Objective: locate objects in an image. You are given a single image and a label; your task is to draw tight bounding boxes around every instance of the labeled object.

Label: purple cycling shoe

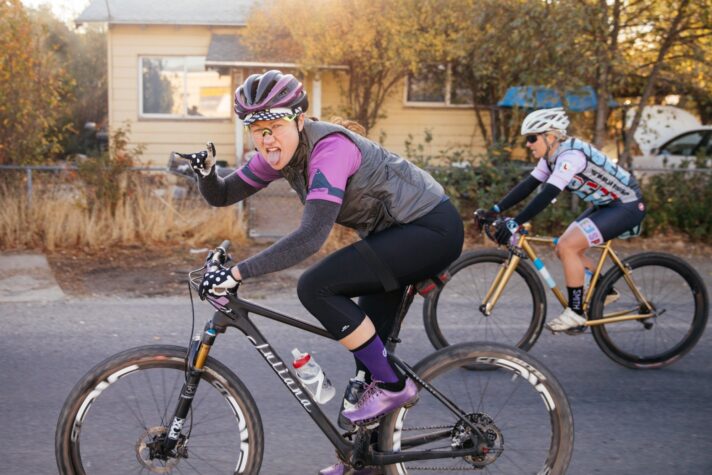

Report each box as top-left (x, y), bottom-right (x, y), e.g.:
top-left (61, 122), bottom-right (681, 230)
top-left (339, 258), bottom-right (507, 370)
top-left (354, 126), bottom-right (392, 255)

top-left (342, 378), bottom-right (418, 425)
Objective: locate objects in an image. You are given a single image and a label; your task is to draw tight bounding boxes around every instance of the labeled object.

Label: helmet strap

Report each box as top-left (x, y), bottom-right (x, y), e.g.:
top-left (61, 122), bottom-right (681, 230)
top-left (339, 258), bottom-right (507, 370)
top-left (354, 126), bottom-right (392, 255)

top-left (543, 134), bottom-right (562, 162)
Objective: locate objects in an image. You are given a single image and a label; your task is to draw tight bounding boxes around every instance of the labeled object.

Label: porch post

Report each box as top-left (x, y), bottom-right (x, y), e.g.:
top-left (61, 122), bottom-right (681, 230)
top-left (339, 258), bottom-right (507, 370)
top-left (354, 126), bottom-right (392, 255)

top-left (234, 69), bottom-right (245, 167)
top-left (312, 73), bottom-right (322, 119)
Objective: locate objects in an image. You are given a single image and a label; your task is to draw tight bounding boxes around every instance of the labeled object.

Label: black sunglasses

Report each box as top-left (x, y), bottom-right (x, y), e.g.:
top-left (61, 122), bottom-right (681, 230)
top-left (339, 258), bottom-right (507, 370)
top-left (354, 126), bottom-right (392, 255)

top-left (525, 134), bottom-right (539, 144)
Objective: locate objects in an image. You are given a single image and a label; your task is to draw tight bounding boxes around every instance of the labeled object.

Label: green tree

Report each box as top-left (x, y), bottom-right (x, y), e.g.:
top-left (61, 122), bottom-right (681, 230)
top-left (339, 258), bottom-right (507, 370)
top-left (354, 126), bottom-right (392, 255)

top-left (450, 0), bottom-right (587, 147)
top-left (243, 0), bottom-right (455, 133)
top-left (28, 7), bottom-right (108, 156)
top-left (0, 0), bottom-right (71, 164)
top-left (619, 0), bottom-right (707, 167)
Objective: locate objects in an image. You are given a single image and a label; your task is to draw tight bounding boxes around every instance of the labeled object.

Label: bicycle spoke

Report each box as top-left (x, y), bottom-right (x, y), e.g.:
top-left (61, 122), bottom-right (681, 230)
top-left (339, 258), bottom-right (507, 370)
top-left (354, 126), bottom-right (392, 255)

top-left (591, 254), bottom-right (706, 368)
top-left (58, 348), bottom-right (261, 475)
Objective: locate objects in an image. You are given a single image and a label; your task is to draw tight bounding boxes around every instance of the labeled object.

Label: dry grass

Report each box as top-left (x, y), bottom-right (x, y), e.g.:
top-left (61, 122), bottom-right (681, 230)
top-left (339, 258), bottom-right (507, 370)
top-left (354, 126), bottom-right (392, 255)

top-left (0, 182), bottom-right (248, 252)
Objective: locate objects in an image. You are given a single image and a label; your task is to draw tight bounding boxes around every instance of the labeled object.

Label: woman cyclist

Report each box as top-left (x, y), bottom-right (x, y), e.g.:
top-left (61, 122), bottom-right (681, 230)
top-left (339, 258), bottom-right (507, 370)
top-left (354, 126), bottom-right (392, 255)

top-left (489, 107), bottom-right (645, 333)
top-left (190, 70), bottom-right (464, 475)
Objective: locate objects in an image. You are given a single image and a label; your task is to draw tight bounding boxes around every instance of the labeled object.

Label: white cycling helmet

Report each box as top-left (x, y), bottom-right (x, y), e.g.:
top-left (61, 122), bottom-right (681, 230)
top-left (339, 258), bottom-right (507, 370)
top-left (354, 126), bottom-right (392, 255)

top-left (521, 107), bottom-right (570, 135)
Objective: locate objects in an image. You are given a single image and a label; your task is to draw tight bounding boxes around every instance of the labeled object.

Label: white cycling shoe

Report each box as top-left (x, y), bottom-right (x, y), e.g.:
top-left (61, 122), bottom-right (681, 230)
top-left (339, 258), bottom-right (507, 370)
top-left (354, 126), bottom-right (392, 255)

top-left (546, 308), bottom-right (587, 332)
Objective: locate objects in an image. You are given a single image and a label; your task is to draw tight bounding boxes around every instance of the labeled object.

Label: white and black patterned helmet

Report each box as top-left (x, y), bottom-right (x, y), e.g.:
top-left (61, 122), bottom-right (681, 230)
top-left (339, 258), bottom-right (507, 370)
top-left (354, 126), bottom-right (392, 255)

top-left (521, 107), bottom-right (570, 135)
top-left (234, 70), bottom-right (308, 125)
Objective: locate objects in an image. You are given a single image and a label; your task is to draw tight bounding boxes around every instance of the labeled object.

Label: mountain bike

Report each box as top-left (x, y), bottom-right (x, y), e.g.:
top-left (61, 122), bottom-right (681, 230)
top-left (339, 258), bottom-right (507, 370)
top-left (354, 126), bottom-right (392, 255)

top-left (56, 240), bottom-right (574, 474)
top-left (423, 210), bottom-right (709, 369)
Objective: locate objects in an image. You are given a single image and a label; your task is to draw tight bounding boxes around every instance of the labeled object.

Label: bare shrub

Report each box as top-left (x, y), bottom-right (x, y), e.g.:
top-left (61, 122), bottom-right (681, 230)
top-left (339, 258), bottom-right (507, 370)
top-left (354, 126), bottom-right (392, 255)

top-left (0, 179), bottom-right (247, 251)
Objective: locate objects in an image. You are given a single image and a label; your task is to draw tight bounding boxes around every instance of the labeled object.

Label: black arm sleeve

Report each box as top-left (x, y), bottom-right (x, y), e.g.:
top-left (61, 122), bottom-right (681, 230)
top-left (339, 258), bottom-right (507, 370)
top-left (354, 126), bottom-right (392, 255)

top-left (513, 183), bottom-right (562, 224)
top-left (496, 175), bottom-right (542, 212)
top-left (236, 200), bottom-right (341, 279)
top-left (197, 169), bottom-right (260, 207)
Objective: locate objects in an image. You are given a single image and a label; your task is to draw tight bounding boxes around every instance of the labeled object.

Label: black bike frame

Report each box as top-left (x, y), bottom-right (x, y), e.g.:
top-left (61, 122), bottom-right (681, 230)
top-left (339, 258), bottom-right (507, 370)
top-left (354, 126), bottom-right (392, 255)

top-left (167, 286), bottom-right (485, 467)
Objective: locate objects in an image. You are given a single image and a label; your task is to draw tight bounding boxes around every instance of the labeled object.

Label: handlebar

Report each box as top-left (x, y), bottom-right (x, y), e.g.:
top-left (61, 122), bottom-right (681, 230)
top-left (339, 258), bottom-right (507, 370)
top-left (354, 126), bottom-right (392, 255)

top-left (206, 240), bottom-right (231, 272)
top-left (170, 141), bottom-right (216, 163)
top-left (473, 209), bottom-right (498, 243)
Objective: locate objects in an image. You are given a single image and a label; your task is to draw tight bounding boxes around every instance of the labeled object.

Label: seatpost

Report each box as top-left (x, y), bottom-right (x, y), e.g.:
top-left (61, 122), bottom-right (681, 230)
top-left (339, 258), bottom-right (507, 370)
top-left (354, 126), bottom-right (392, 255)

top-left (386, 285), bottom-right (416, 353)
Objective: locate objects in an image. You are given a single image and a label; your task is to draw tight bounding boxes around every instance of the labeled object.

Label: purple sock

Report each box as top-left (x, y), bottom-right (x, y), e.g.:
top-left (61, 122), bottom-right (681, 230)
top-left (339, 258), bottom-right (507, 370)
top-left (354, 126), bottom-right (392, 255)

top-left (352, 334), bottom-right (399, 383)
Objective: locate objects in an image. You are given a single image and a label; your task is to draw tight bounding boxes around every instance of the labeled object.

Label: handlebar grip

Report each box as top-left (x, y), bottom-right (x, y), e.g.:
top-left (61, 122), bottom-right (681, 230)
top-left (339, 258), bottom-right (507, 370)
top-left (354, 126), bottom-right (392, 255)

top-left (218, 240), bottom-right (231, 254)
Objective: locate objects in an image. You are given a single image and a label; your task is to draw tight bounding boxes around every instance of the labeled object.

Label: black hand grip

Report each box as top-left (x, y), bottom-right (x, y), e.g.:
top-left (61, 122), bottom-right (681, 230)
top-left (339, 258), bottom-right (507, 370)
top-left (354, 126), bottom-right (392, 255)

top-left (218, 240), bottom-right (231, 254)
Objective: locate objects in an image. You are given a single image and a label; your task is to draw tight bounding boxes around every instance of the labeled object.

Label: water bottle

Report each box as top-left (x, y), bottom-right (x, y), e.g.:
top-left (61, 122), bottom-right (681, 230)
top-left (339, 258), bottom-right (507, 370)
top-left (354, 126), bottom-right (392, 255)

top-left (584, 268), bottom-right (593, 290)
top-left (291, 349), bottom-right (335, 404)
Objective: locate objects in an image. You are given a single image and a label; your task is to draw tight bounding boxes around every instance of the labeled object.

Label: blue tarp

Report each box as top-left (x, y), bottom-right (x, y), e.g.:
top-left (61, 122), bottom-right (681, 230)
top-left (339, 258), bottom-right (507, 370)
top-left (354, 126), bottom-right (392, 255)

top-left (497, 86), bottom-right (618, 112)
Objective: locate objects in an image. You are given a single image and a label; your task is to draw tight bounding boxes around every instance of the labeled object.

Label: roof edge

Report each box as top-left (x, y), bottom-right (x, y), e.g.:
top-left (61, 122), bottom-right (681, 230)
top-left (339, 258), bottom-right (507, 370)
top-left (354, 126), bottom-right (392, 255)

top-left (206, 60), bottom-right (349, 70)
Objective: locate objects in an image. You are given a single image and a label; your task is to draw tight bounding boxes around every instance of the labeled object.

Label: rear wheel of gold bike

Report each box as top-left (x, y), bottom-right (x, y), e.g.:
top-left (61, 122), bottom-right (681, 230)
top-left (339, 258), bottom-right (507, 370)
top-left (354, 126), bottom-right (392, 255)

top-left (589, 252), bottom-right (709, 369)
top-left (423, 249), bottom-right (547, 351)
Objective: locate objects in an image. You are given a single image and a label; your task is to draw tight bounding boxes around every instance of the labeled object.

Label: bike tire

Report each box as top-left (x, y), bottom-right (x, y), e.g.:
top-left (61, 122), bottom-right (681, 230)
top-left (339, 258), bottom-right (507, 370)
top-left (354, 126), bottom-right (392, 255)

top-left (423, 249), bottom-right (547, 351)
top-left (589, 252), bottom-right (709, 369)
top-left (55, 345), bottom-right (264, 474)
top-left (378, 342), bottom-right (574, 475)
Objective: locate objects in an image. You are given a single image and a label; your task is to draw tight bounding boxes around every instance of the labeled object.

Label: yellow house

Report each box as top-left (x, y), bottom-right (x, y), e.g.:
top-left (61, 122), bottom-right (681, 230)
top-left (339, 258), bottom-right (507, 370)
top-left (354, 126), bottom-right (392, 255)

top-left (76, 0), bottom-right (490, 167)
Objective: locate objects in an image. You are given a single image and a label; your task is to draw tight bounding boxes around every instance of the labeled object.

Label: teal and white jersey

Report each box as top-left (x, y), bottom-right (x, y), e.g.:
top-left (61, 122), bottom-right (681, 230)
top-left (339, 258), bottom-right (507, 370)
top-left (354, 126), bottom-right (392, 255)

top-left (530, 138), bottom-right (642, 206)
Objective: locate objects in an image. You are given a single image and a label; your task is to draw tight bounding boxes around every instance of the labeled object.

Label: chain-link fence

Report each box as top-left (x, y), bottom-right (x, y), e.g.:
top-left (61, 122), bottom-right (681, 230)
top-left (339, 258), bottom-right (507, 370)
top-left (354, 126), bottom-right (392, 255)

top-left (0, 164), bottom-right (303, 240)
top-left (2, 164), bottom-right (710, 240)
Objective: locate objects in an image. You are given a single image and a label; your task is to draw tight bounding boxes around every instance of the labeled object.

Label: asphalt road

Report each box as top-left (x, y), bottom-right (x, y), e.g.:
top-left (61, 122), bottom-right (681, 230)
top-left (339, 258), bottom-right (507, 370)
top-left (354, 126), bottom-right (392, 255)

top-left (2, 284), bottom-right (711, 475)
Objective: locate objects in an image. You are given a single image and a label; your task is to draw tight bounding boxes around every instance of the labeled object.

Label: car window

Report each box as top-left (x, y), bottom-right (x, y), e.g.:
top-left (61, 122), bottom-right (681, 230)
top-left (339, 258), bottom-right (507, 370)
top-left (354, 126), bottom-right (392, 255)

top-left (660, 131), bottom-right (705, 156)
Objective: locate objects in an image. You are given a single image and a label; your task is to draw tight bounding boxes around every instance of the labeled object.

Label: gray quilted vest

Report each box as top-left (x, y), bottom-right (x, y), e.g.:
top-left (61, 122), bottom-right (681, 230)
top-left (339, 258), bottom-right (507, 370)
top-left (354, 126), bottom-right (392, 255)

top-left (281, 119), bottom-right (445, 237)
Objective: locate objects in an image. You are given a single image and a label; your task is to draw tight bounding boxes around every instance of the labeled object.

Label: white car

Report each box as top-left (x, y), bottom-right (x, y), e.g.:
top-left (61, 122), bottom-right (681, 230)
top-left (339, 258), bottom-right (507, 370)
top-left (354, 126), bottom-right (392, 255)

top-left (633, 126), bottom-right (712, 173)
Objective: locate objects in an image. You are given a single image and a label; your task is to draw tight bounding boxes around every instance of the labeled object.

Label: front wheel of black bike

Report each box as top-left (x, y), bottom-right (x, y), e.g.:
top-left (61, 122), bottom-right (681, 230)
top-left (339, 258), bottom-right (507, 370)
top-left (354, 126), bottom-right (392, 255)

top-left (589, 252), bottom-right (709, 369)
top-left (55, 345), bottom-right (264, 474)
top-left (423, 249), bottom-right (547, 351)
top-left (379, 342), bottom-right (574, 475)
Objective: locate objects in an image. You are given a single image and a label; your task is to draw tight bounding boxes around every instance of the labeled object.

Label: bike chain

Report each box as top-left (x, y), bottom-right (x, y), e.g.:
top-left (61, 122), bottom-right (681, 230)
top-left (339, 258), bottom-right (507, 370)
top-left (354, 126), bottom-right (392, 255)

top-left (400, 426), bottom-right (480, 471)
top-left (405, 467), bottom-right (479, 471)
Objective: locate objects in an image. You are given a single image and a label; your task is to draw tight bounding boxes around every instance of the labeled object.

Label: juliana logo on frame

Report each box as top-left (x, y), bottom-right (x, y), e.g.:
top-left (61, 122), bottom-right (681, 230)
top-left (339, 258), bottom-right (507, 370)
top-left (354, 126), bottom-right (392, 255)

top-left (247, 336), bottom-right (313, 412)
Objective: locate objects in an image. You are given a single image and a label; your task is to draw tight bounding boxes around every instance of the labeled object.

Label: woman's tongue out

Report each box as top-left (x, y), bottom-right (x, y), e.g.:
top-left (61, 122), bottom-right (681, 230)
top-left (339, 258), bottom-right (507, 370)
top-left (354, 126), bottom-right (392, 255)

top-left (266, 148), bottom-right (281, 166)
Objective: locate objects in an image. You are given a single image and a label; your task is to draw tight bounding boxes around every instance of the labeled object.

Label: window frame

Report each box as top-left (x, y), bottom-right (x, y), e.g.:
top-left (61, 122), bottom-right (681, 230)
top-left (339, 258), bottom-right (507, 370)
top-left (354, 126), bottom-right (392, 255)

top-left (138, 55), bottom-right (232, 121)
top-left (403, 62), bottom-right (474, 108)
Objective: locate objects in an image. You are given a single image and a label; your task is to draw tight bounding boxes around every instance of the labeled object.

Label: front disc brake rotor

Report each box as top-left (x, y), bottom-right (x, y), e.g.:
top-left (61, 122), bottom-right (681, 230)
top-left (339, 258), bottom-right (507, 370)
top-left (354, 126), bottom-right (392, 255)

top-left (135, 426), bottom-right (181, 473)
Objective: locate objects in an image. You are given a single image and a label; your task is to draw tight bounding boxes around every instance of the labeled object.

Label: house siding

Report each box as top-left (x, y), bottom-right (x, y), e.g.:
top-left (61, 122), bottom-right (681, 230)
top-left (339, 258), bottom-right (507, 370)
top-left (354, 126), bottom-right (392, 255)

top-left (109, 24), bottom-right (239, 165)
top-left (108, 26), bottom-right (488, 165)
top-left (315, 72), bottom-right (489, 160)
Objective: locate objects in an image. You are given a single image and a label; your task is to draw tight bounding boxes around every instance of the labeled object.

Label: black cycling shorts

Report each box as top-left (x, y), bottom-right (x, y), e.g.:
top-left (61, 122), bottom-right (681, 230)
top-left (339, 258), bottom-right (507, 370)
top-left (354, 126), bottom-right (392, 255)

top-left (573, 199), bottom-right (646, 246)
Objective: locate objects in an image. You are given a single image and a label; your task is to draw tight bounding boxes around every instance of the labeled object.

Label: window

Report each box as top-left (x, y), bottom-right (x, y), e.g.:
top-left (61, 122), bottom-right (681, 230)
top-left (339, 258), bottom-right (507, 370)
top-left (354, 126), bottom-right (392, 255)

top-left (406, 62), bottom-right (473, 107)
top-left (660, 131), bottom-right (705, 156)
top-left (140, 56), bottom-right (231, 119)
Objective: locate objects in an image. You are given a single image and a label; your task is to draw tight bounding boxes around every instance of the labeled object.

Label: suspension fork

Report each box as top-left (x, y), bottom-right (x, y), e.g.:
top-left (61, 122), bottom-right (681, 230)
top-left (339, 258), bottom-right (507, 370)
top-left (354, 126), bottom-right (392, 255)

top-left (160, 321), bottom-right (219, 453)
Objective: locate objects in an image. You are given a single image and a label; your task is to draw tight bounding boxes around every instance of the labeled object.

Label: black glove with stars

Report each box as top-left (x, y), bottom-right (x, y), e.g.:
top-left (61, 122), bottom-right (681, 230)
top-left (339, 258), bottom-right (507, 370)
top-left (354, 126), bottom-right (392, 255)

top-left (199, 264), bottom-right (241, 299)
top-left (189, 149), bottom-right (216, 177)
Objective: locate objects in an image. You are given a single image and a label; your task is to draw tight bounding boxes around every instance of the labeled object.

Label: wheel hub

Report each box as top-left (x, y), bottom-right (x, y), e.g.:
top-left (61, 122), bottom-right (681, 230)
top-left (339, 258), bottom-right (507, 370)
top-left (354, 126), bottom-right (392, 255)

top-left (135, 426), bottom-right (186, 473)
top-left (450, 412), bottom-right (503, 467)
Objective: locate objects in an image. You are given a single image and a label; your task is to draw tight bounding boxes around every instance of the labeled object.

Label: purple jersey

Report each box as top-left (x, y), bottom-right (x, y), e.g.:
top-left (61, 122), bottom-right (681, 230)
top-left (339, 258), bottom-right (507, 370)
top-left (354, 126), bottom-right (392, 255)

top-left (236, 134), bottom-right (362, 205)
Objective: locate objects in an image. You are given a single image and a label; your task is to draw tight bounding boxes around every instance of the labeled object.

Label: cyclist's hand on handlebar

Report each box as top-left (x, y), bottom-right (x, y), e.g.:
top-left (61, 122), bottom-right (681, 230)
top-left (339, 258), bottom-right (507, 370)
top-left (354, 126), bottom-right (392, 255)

top-left (493, 217), bottom-right (520, 245)
top-left (199, 264), bottom-right (241, 298)
top-left (474, 208), bottom-right (499, 230)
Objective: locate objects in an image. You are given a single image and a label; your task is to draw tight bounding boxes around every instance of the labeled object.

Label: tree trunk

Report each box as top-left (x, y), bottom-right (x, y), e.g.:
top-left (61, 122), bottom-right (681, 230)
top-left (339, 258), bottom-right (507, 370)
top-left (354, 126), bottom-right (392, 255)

top-left (593, 0), bottom-right (620, 150)
top-left (473, 107), bottom-right (490, 146)
top-left (621, 0), bottom-right (690, 169)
